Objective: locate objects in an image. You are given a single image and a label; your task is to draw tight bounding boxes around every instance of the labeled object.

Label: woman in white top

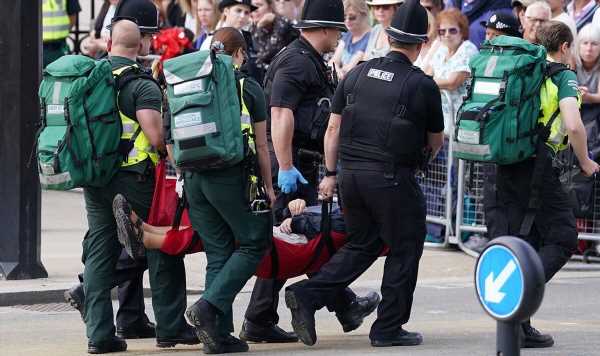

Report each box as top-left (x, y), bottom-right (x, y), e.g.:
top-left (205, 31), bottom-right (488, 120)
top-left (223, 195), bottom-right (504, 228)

top-left (425, 8), bottom-right (478, 135)
top-left (362, 0), bottom-right (402, 61)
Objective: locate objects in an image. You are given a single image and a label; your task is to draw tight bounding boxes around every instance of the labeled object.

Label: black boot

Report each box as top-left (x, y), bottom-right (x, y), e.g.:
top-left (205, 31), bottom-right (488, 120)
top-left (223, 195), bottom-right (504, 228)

top-left (284, 289), bottom-right (317, 346)
top-left (336, 291), bottom-right (381, 333)
top-left (87, 336), bottom-right (127, 354)
top-left (116, 318), bottom-right (156, 339)
top-left (185, 299), bottom-right (223, 353)
top-left (370, 328), bottom-right (423, 347)
top-left (204, 335), bottom-right (249, 354)
top-left (156, 324), bottom-right (200, 348)
top-left (64, 283), bottom-right (85, 320)
top-left (521, 320), bottom-right (554, 348)
top-left (239, 319), bottom-right (298, 343)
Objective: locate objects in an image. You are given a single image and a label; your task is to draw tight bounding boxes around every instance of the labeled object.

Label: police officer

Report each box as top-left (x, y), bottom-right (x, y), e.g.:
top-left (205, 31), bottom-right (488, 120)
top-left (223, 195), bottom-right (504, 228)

top-left (241, 0), bottom-right (381, 343)
top-left (42, 0), bottom-right (81, 68)
top-left (284, 0), bottom-right (445, 347)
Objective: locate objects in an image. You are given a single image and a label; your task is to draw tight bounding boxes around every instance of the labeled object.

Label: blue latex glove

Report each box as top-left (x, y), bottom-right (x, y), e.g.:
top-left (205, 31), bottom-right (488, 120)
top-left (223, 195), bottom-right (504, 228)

top-left (278, 166), bottom-right (308, 194)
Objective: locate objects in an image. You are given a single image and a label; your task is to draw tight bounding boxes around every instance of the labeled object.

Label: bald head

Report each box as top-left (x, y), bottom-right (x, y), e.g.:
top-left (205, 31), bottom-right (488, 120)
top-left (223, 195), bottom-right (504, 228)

top-left (109, 20), bottom-right (142, 58)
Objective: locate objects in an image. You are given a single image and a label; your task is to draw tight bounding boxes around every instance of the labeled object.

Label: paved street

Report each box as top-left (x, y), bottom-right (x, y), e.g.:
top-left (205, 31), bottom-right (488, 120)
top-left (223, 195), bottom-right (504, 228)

top-left (0, 191), bottom-right (599, 355)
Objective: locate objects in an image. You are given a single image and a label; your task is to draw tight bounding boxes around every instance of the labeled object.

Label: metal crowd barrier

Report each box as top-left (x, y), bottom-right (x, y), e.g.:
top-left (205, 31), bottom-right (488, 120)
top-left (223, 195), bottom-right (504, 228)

top-left (455, 158), bottom-right (600, 258)
top-left (417, 139), bottom-right (455, 248)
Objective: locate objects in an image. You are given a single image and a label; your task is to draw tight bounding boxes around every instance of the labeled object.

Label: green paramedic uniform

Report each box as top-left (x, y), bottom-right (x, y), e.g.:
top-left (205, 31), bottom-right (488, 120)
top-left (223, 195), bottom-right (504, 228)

top-left (184, 73), bottom-right (271, 336)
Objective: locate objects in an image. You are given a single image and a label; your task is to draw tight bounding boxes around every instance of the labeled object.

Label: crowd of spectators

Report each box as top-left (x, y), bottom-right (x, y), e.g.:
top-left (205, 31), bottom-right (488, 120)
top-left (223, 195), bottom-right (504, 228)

top-left (55, 0), bottom-right (600, 254)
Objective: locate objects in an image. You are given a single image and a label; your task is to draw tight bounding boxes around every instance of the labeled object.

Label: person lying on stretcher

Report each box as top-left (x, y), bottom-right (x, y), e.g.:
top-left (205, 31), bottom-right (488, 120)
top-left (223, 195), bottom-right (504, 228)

top-left (112, 194), bottom-right (346, 261)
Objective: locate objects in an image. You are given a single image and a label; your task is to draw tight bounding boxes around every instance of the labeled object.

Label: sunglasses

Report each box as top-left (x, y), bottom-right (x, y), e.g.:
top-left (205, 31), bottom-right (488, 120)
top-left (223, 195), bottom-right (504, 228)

top-left (438, 27), bottom-right (459, 36)
top-left (345, 15), bottom-right (358, 21)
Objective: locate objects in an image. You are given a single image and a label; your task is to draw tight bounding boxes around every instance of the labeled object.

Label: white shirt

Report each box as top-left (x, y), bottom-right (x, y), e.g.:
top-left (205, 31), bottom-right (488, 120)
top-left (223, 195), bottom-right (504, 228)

top-left (100, 5), bottom-right (117, 41)
top-left (429, 40), bottom-right (479, 135)
top-left (185, 13), bottom-right (197, 36)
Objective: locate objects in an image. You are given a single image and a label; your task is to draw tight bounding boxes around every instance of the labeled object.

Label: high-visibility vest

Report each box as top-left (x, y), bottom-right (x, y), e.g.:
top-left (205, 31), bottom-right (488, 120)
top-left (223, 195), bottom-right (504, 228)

top-left (113, 65), bottom-right (160, 167)
top-left (538, 71), bottom-right (582, 153)
top-left (240, 78), bottom-right (256, 153)
top-left (42, 0), bottom-right (71, 42)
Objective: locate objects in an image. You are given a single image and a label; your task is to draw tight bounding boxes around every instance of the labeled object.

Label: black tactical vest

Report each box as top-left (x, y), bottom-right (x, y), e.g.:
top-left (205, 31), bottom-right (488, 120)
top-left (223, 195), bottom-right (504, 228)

top-left (339, 57), bottom-right (426, 168)
top-left (264, 39), bottom-right (336, 152)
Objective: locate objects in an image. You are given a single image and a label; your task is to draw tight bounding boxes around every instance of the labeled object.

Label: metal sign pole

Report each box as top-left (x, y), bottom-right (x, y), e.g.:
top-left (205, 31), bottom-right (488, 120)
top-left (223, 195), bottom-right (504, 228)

top-left (0, 0), bottom-right (47, 280)
top-left (497, 321), bottom-right (520, 356)
top-left (475, 236), bottom-right (545, 356)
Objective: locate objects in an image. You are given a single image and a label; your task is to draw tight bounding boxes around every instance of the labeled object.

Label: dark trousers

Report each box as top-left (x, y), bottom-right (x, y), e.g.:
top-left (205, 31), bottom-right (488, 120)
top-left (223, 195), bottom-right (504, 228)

top-left (288, 168), bottom-right (426, 339)
top-left (482, 163), bottom-right (508, 239)
top-left (245, 148), bottom-right (357, 326)
top-left (494, 154), bottom-right (577, 282)
top-left (78, 249), bottom-right (148, 328)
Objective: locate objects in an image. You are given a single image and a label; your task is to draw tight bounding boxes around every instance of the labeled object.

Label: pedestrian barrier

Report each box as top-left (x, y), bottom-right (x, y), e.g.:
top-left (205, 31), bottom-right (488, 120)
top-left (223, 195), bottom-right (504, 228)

top-left (455, 158), bottom-right (600, 258)
top-left (417, 139), bottom-right (455, 248)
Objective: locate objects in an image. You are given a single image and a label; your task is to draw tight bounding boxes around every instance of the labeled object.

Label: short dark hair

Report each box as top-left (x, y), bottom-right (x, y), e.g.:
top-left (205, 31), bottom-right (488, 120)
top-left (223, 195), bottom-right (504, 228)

top-left (537, 20), bottom-right (573, 53)
top-left (389, 38), bottom-right (421, 50)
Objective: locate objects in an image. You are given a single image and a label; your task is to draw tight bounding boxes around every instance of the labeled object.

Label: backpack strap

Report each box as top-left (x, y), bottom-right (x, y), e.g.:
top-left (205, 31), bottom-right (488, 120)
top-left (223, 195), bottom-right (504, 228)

top-left (519, 62), bottom-right (570, 236)
top-left (299, 200), bottom-right (336, 275)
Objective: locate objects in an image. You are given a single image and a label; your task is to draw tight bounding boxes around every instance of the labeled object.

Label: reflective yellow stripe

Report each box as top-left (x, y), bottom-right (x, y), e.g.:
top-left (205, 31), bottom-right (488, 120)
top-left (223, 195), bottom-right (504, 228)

top-left (113, 65), bottom-right (160, 167)
top-left (240, 78), bottom-right (256, 153)
top-left (538, 76), bottom-right (581, 153)
top-left (42, 0), bottom-right (70, 41)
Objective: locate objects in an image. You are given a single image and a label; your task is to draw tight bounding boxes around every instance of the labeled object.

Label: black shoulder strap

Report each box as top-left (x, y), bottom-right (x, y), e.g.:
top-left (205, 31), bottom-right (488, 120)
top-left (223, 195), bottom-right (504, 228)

top-left (300, 200), bottom-right (336, 275)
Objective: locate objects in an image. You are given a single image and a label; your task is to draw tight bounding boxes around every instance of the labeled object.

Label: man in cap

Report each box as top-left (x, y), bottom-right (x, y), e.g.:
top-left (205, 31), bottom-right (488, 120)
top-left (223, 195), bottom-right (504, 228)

top-left (481, 11), bottom-right (522, 40)
top-left (284, 0), bottom-right (444, 347)
top-left (240, 0), bottom-right (381, 344)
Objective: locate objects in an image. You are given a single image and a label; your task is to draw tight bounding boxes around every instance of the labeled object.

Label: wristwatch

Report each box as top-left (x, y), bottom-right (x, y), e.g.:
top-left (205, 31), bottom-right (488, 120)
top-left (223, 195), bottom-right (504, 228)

top-left (325, 169), bottom-right (337, 177)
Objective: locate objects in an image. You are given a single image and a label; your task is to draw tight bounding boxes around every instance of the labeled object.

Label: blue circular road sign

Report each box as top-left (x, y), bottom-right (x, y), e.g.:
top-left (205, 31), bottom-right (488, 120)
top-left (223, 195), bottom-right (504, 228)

top-left (474, 236), bottom-right (545, 322)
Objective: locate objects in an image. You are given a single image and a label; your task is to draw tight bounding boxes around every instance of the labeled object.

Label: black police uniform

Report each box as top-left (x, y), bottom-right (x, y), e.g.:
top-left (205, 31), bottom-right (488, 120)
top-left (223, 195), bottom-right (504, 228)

top-left (244, 35), bottom-right (361, 332)
top-left (265, 36), bottom-right (336, 212)
top-left (287, 51), bottom-right (443, 341)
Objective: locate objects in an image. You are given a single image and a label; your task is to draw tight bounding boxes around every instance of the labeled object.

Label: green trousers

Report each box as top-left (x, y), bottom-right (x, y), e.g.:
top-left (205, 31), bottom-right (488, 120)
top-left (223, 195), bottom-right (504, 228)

top-left (42, 40), bottom-right (68, 68)
top-left (184, 165), bottom-right (271, 335)
top-left (83, 169), bottom-right (187, 343)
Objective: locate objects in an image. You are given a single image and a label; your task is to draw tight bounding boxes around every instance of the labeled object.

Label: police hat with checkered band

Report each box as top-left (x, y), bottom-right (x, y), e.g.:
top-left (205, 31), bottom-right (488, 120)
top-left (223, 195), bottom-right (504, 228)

top-left (219, 0), bottom-right (258, 12)
top-left (480, 11), bottom-right (522, 38)
top-left (109, 0), bottom-right (160, 34)
top-left (385, 0), bottom-right (428, 44)
top-left (294, 0), bottom-right (348, 32)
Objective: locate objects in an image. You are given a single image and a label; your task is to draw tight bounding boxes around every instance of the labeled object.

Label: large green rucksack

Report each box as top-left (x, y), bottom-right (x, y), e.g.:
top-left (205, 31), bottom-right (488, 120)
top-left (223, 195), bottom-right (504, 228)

top-left (163, 50), bottom-right (244, 170)
top-left (37, 55), bottom-right (149, 190)
top-left (453, 36), bottom-right (559, 165)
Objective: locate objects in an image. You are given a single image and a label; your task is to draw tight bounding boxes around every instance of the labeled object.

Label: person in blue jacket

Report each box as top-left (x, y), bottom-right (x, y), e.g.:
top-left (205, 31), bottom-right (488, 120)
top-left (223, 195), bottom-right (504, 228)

top-left (447, 0), bottom-right (512, 47)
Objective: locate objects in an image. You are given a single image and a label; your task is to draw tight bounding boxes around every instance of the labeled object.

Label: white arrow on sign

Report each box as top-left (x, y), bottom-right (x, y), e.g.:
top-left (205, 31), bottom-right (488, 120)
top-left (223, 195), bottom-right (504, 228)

top-left (484, 260), bottom-right (517, 304)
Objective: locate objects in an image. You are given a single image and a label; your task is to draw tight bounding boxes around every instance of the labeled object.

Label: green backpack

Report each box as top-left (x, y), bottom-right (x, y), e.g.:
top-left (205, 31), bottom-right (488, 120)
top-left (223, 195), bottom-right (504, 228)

top-left (453, 36), bottom-right (556, 165)
top-left (37, 55), bottom-right (148, 190)
top-left (163, 50), bottom-right (243, 170)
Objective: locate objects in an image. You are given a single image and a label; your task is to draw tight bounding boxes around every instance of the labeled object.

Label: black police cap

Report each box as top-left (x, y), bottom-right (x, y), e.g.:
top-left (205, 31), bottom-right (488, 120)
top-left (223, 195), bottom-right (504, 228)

top-left (219, 0), bottom-right (258, 12)
top-left (480, 11), bottom-right (522, 38)
top-left (294, 0), bottom-right (348, 32)
top-left (386, 0), bottom-right (428, 44)
top-left (109, 0), bottom-right (160, 34)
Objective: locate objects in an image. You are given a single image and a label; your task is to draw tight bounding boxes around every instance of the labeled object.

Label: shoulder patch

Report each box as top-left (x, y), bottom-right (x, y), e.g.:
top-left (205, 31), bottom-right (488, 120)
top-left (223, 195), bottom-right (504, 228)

top-left (367, 68), bottom-right (394, 82)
